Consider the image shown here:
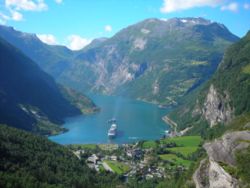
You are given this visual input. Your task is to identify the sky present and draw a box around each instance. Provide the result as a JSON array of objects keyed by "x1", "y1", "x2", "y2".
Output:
[{"x1": 0, "y1": 0, "x2": 250, "y2": 50}]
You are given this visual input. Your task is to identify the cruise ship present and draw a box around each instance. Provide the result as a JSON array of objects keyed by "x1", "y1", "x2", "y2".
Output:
[{"x1": 108, "y1": 119, "x2": 117, "y2": 138}]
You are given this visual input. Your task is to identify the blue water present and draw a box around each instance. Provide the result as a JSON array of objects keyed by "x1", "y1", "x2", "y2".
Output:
[{"x1": 49, "y1": 94, "x2": 170, "y2": 144}]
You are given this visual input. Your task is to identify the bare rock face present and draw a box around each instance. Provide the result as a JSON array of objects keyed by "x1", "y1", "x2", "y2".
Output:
[
  {"x1": 193, "y1": 159, "x2": 210, "y2": 188},
  {"x1": 204, "y1": 131, "x2": 250, "y2": 165},
  {"x1": 193, "y1": 131, "x2": 250, "y2": 188},
  {"x1": 208, "y1": 160, "x2": 238, "y2": 188},
  {"x1": 202, "y1": 84, "x2": 233, "y2": 127},
  {"x1": 193, "y1": 159, "x2": 238, "y2": 188},
  {"x1": 133, "y1": 38, "x2": 147, "y2": 51}
]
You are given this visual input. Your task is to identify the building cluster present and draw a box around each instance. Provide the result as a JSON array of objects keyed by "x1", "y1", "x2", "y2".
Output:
[{"x1": 73, "y1": 143, "x2": 166, "y2": 180}]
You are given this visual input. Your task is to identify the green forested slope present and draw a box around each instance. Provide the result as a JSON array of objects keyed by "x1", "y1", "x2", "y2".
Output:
[
  {"x1": 0, "y1": 18, "x2": 239, "y2": 105},
  {"x1": 0, "y1": 125, "x2": 119, "y2": 188},
  {"x1": 0, "y1": 37, "x2": 97, "y2": 135},
  {"x1": 168, "y1": 31, "x2": 250, "y2": 135}
]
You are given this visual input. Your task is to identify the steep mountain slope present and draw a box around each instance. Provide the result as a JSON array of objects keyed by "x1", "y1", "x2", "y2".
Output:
[
  {"x1": 168, "y1": 31, "x2": 250, "y2": 133},
  {"x1": 0, "y1": 124, "x2": 119, "y2": 188},
  {"x1": 165, "y1": 31, "x2": 250, "y2": 188},
  {"x1": 63, "y1": 17, "x2": 239, "y2": 105},
  {"x1": 0, "y1": 37, "x2": 96, "y2": 135},
  {"x1": 0, "y1": 25, "x2": 74, "y2": 78},
  {"x1": 0, "y1": 18, "x2": 239, "y2": 105}
]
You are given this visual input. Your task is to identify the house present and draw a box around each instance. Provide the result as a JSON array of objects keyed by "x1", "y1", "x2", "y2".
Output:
[
  {"x1": 87, "y1": 154, "x2": 99, "y2": 164},
  {"x1": 110, "y1": 155, "x2": 117, "y2": 161}
]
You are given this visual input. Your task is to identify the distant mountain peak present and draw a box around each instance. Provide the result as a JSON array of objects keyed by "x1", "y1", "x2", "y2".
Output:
[
  {"x1": 82, "y1": 37, "x2": 109, "y2": 50},
  {"x1": 141, "y1": 17, "x2": 212, "y2": 25},
  {"x1": 179, "y1": 17, "x2": 211, "y2": 24}
]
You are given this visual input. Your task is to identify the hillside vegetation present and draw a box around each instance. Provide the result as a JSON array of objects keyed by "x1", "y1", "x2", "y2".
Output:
[
  {"x1": 166, "y1": 31, "x2": 250, "y2": 188},
  {"x1": 0, "y1": 18, "x2": 239, "y2": 105},
  {"x1": 0, "y1": 36, "x2": 97, "y2": 135},
  {"x1": 168, "y1": 31, "x2": 250, "y2": 134},
  {"x1": 0, "y1": 125, "x2": 120, "y2": 188}
]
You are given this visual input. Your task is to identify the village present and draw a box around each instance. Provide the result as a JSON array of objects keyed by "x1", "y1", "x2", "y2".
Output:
[
  {"x1": 72, "y1": 143, "x2": 165, "y2": 180},
  {"x1": 69, "y1": 135, "x2": 202, "y2": 182}
]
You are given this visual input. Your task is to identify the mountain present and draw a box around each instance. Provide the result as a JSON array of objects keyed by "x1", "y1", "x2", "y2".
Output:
[
  {"x1": 167, "y1": 31, "x2": 250, "y2": 133},
  {"x1": 0, "y1": 36, "x2": 97, "y2": 135},
  {"x1": 165, "y1": 31, "x2": 250, "y2": 188},
  {"x1": 83, "y1": 37, "x2": 108, "y2": 50},
  {"x1": 0, "y1": 124, "x2": 119, "y2": 187},
  {"x1": 0, "y1": 18, "x2": 239, "y2": 105},
  {"x1": 68, "y1": 17, "x2": 239, "y2": 105},
  {"x1": 0, "y1": 25, "x2": 74, "y2": 78}
]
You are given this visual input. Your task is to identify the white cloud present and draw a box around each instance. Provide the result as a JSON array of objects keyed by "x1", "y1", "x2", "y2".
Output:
[
  {"x1": 66, "y1": 35, "x2": 92, "y2": 50},
  {"x1": 2, "y1": 0, "x2": 48, "y2": 23},
  {"x1": 104, "y1": 25, "x2": 112, "y2": 32},
  {"x1": 0, "y1": 12, "x2": 10, "y2": 24},
  {"x1": 5, "y1": 0, "x2": 48, "y2": 11},
  {"x1": 221, "y1": 2, "x2": 238, "y2": 12},
  {"x1": 160, "y1": 0, "x2": 225, "y2": 13},
  {"x1": 55, "y1": 0, "x2": 63, "y2": 4},
  {"x1": 0, "y1": 10, "x2": 23, "y2": 24},
  {"x1": 244, "y1": 3, "x2": 250, "y2": 10},
  {"x1": 37, "y1": 34, "x2": 57, "y2": 45},
  {"x1": 11, "y1": 11, "x2": 23, "y2": 21},
  {"x1": 0, "y1": 10, "x2": 23, "y2": 22}
]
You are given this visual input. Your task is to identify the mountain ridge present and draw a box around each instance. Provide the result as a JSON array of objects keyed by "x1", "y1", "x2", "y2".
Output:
[
  {"x1": 0, "y1": 36, "x2": 97, "y2": 135},
  {"x1": 0, "y1": 17, "x2": 239, "y2": 106},
  {"x1": 167, "y1": 30, "x2": 250, "y2": 133},
  {"x1": 71, "y1": 17, "x2": 239, "y2": 105}
]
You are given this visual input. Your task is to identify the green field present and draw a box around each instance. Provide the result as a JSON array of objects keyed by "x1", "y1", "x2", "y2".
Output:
[
  {"x1": 162, "y1": 136, "x2": 202, "y2": 157},
  {"x1": 161, "y1": 136, "x2": 202, "y2": 147},
  {"x1": 167, "y1": 147, "x2": 198, "y2": 157},
  {"x1": 142, "y1": 140, "x2": 158, "y2": 149},
  {"x1": 104, "y1": 160, "x2": 130, "y2": 175},
  {"x1": 142, "y1": 136, "x2": 202, "y2": 150},
  {"x1": 159, "y1": 154, "x2": 192, "y2": 167}
]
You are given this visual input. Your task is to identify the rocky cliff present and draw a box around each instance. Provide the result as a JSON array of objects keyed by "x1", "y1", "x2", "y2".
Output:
[
  {"x1": 168, "y1": 31, "x2": 250, "y2": 132},
  {"x1": 193, "y1": 131, "x2": 250, "y2": 188},
  {"x1": 0, "y1": 18, "x2": 239, "y2": 105},
  {"x1": 202, "y1": 84, "x2": 233, "y2": 127}
]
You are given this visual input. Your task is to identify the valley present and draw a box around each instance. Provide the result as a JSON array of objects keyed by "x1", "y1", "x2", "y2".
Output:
[
  {"x1": 0, "y1": 17, "x2": 239, "y2": 106},
  {"x1": 49, "y1": 94, "x2": 170, "y2": 144},
  {"x1": 0, "y1": 1, "x2": 249, "y2": 186}
]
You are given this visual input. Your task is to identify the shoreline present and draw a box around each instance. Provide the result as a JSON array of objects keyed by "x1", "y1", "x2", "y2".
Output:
[
  {"x1": 162, "y1": 115, "x2": 177, "y2": 132},
  {"x1": 162, "y1": 115, "x2": 192, "y2": 136}
]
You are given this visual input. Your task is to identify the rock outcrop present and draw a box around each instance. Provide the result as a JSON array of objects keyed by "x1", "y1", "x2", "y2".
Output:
[
  {"x1": 209, "y1": 160, "x2": 238, "y2": 188},
  {"x1": 202, "y1": 84, "x2": 233, "y2": 127},
  {"x1": 193, "y1": 131, "x2": 250, "y2": 188},
  {"x1": 193, "y1": 159, "x2": 238, "y2": 188},
  {"x1": 204, "y1": 131, "x2": 250, "y2": 165},
  {"x1": 193, "y1": 159, "x2": 210, "y2": 188}
]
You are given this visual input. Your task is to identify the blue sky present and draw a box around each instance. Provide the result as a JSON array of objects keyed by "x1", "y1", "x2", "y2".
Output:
[{"x1": 0, "y1": 0, "x2": 250, "y2": 50}]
